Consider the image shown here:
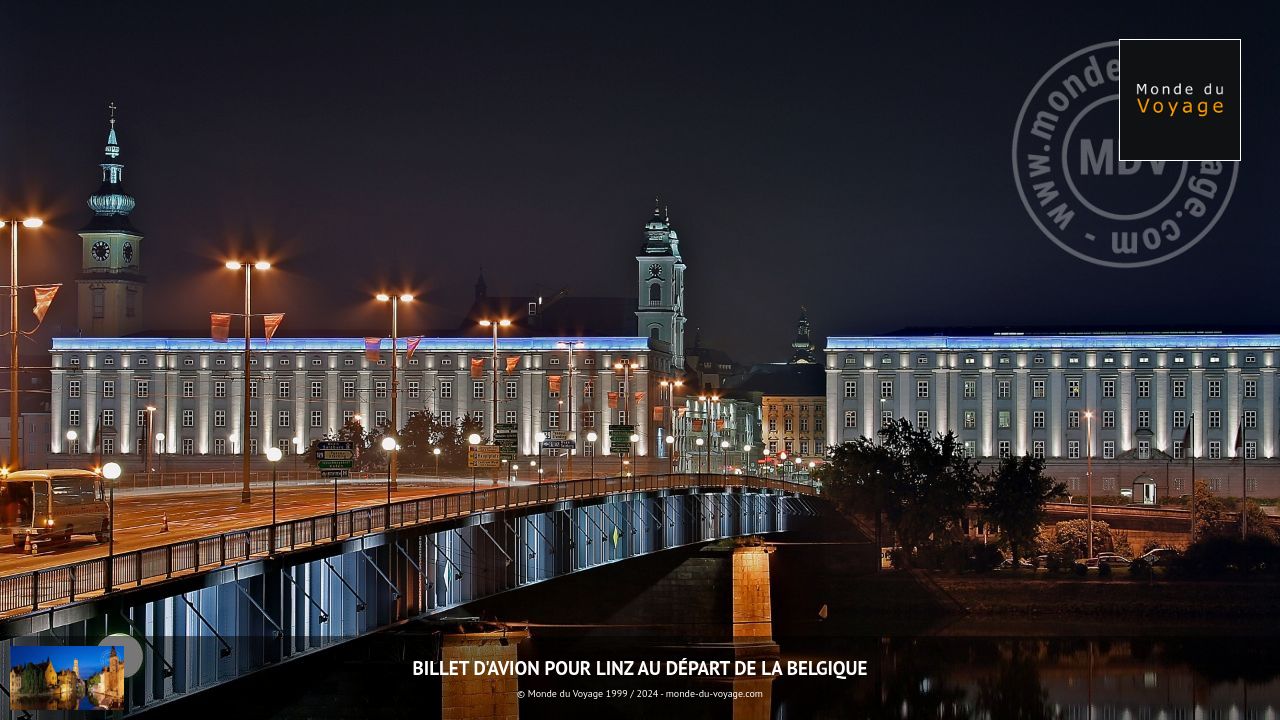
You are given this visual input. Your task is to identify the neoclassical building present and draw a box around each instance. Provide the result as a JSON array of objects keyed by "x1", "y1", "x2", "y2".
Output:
[{"x1": 824, "y1": 331, "x2": 1280, "y2": 501}]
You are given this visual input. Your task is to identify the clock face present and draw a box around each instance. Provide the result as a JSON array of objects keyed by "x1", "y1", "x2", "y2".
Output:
[
  {"x1": 648, "y1": 263, "x2": 663, "y2": 278},
  {"x1": 91, "y1": 241, "x2": 110, "y2": 262},
  {"x1": 123, "y1": 242, "x2": 134, "y2": 263}
]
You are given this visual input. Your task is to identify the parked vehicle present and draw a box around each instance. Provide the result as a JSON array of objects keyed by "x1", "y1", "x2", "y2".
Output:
[
  {"x1": 1083, "y1": 555, "x2": 1132, "y2": 569},
  {"x1": 0, "y1": 470, "x2": 110, "y2": 553},
  {"x1": 1138, "y1": 548, "x2": 1180, "y2": 566},
  {"x1": 997, "y1": 558, "x2": 1037, "y2": 570}
]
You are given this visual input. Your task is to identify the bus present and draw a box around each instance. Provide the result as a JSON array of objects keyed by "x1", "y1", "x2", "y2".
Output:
[{"x1": 0, "y1": 470, "x2": 110, "y2": 553}]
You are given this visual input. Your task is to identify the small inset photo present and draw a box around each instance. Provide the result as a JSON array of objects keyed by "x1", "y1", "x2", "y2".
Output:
[
  {"x1": 9, "y1": 645, "x2": 126, "y2": 711},
  {"x1": 1119, "y1": 38, "x2": 1241, "y2": 161}
]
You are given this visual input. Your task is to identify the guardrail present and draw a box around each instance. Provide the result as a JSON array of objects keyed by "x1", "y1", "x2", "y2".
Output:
[
  {"x1": 0, "y1": 473, "x2": 818, "y2": 617},
  {"x1": 112, "y1": 470, "x2": 379, "y2": 491}
]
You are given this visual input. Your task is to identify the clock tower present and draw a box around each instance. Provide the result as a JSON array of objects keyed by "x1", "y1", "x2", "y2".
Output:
[
  {"x1": 77, "y1": 104, "x2": 145, "y2": 337},
  {"x1": 636, "y1": 199, "x2": 686, "y2": 370}
]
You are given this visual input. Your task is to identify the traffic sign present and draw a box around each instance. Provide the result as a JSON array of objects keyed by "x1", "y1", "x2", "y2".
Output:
[
  {"x1": 317, "y1": 441, "x2": 355, "y2": 471},
  {"x1": 609, "y1": 424, "x2": 635, "y2": 455},
  {"x1": 468, "y1": 443, "x2": 502, "y2": 468},
  {"x1": 541, "y1": 439, "x2": 576, "y2": 450},
  {"x1": 321, "y1": 469, "x2": 350, "y2": 479},
  {"x1": 494, "y1": 423, "x2": 519, "y2": 459}
]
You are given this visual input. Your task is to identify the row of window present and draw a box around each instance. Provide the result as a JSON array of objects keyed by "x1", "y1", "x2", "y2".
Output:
[
  {"x1": 842, "y1": 351, "x2": 1257, "y2": 368},
  {"x1": 62, "y1": 354, "x2": 609, "y2": 369},
  {"x1": 841, "y1": 408, "x2": 1260, "y2": 433},
  {"x1": 842, "y1": 377, "x2": 1262, "y2": 400},
  {"x1": 67, "y1": 377, "x2": 604, "y2": 401},
  {"x1": 64, "y1": 407, "x2": 614, "y2": 432},
  {"x1": 943, "y1": 438, "x2": 1258, "y2": 461}
]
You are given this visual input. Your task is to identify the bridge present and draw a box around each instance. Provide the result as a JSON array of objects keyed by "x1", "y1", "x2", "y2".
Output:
[{"x1": 0, "y1": 473, "x2": 823, "y2": 714}]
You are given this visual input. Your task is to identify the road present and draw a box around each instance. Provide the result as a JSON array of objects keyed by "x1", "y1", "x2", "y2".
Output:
[{"x1": 0, "y1": 477, "x2": 498, "y2": 576}]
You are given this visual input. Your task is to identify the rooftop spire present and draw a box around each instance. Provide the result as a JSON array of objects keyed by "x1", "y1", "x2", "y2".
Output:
[
  {"x1": 104, "y1": 101, "x2": 120, "y2": 159},
  {"x1": 84, "y1": 102, "x2": 138, "y2": 231},
  {"x1": 790, "y1": 306, "x2": 816, "y2": 364}
]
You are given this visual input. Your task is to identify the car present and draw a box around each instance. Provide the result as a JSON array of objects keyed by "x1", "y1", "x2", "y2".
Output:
[
  {"x1": 1138, "y1": 548, "x2": 1180, "y2": 566},
  {"x1": 1097, "y1": 552, "x2": 1130, "y2": 561},
  {"x1": 997, "y1": 557, "x2": 1037, "y2": 570}
]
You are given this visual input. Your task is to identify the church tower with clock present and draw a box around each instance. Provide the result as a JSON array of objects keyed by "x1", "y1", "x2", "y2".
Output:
[
  {"x1": 77, "y1": 104, "x2": 145, "y2": 337},
  {"x1": 636, "y1": 199, "x2": 687, "y2": 371}
]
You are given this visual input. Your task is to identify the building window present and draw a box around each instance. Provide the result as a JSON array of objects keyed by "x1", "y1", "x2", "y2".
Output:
[
  {"x1": 311, "y1": 410, "x2": 322, "y2": 428},
  {"x1": 136, "y1": 380, "x2": 149, "y2": 398},
  {"x1": 375, "y1": 381, "x2": 387, "y2": 399},
  {"x1": 1244, "y1": 378, "x2": 1257, "y2": 398},
  {"x1": 1068, "y1": 440, "x2": 1080, "y2": 459},
  {"x1": 1102, "y1": 410, "x2": 1115, "y2": 429},
  {"x1": 1102, "y1": 379, "x2": 1115, "y2": 398},
  {"x1": 799, "y1": 416, "x2": 808, "y2": 432},
  {"x1": 1173, "y1": 440, "x2": 1184, "y2": 460},
  {"x1": 506, "y1": 410, "x2": 519, "y2": 425},
  {"x1": 310, "y1": 380, "x2": 323, "y2": 399},
  {"x1": 548, "y1": 410, "x2": 560, "y2": 428},
  {"x1": 343, "y1": 410, "x2": 355, "y2": 424},
  {"x1": 249, "y1": 411, "x2": 258, "y2": 428},
  {"x1": 375, "y1": 410, "x2": 387, "y2": 427},
  {"x1": 1102, "y1": 441, "x2": 1115, "y2": 459},
  {"x1": 998, "y1": 411, "x2": 1011, "y2": 429},
  {"x1": 1137, "y1": 410, "x2": 1150, "y2": 428},
  {"x1": 963, "y1": 380, "x2": 976, "y2": 399},
  {"x1": 278, "y1": 380, "x2": 290, "y2": 399},
  {"x1": 278, "y1": 410, "x2": 291, "y2": 428},
  {"x1": 784, "y1": 418, "x2": 793, "y2": 433},
  {"x1": 916, "y1": 380, "x2": 929, "y2": 399},
  {"x1": 1137, "y1": 440, "x2": 1150, "y2": 459},
  {"x1": 136, "y1": 409, "x2": 146, "y2": 427},
  {"x1": 408, "y1": 381, "x2": 420, "y2": 399},
  {"x1": 1208, "y1": 379, "x2": 1221, "y2": 398},
  {"x1": 1067, "y1": 379, "x2": 1081, "y2": 398},
  {"x1": 179, "y1": 380, "x2": 193, "y2": 398},
  {"x1": 1068, "y1": 410, "x2": 1080, "y2": 429},
  {"x1": 343, "y1": 380, "x2": 356, "y2": 399},
  {"x1": 998, "y1": 440, "x2": 1011, "y2": 458},
  {"x1": 881, "y1": 411, "x2": 893, "y2": 428},
  {"x1": 182, "y1": 438, "x2": 194, "y2": 456},
  {"x1": 1033, "y1": 440, "x2": 1045, "y2": 459},
  {"x1": 997, "y1": 379, "x2": 1011, "y2": 399},
  {"x1": 1137, "y1": 379, "x2": 1150, "y2": 398},
  {"x1": 473, "y1": 381, "x2": 485, "y2": 399},
  {"x1": 68, "y1": 380, "x2": 80, "y2": 398},
  {"x1": 102, "y1": 380, "x2": 115, "y2": 398},
  {"x1": 1032, "y1": 379, "x2": 1045, "y2": 398},
  {"x1": 214, "y1": 381, "x2": 226, "y2": 398},
  {"x1": 880, "y1": 380, "x2": 893, "y2": 399},
  {"x1": 963, "y1": 410, "x2": 976, "y2": 429},
  {"x1": 214, "y1": 410, "x2": 226, "y2": 427},
  {"x1": 1173, "y1": 379, "x2": 1186, "y2": 398},
  {"x1": 440, "y1": 380, "x2": 452, "y2": 399},
  {"x1": 1245, "y1": 409, "x2": 1257, "y2": 429},
  {"x1": 916, "y1": 410, "x2": 929, "y2": 430},
  {"x1": 249, "y1": 381, "x2": 259, "y2": 398},
  {"x1": 1245, "y1": 440, "x2": 1257, "y2": 460},
  {"x1": 1032, "y1": 411, "x2": 1045, "y2": 429},
  {"x1": 214, "y1": 438, "x2": 226, "y2": 455},
  {"x1": 844, "y1": 380, "x2": 857, "y2": 398},
  {"x1": 507, "y1": 380, "x2": 519, "y2": 399},
  {"x1": 472, "y1": 410, "x2": 484, "y2": 427},
  {"x1": 101, "y1": 409, "x2": 115, "y2": 427},
  {"x1": 1173, "y1": 410, "x2": 1186, "y2": 428},
  {"x1": 182, "y1": 409, "x2": 194, "y2": 428},
  {"x1": 440, "y1": 410, "x2": 452, "y2": 427},
  {"x1": 844, "y1": 411, "x2": 857, "y2": 428},
  {"x1": 249, "y1": 439, "x2": 258, "y2": 455},
  {"x1": 963, "y1": 440, "x2": 976, "y2": 457},
  {"x1": 768, "y1": 417, "x2": 777, "y2": 433},
  {"x1": 1208, "y1": 410, "x2": 1221, "y2": 429},
  {"x1": 1208, "y1": 441, "x2": 1221, "y2": 460},
  {"x1": 68, "y1": 409, "x2": 80, "y2": 426}
]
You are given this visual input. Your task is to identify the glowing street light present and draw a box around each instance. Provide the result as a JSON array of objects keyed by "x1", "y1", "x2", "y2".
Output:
[
  {"x1": 266, "y1": 446, "x2": 283, "y2": 548},
  {"x1": 586, "y1": 431, "x2": 598, "y2": 477},
  {"x1": 468, "y1": 433, "x2": 483, "y2": 508},
  {"x1": 101, "y1": 461, "x2": 122, "y2": 591},
  {"x1": 225, "y1": 258, "x2": 271, "y2": 503},
  {"x1": 478, "y1": 319, "x2": 512, "y2": 443},
  {"x1": 3, "y1": 215, "x2": 42, "y2": 470},
  {"x1": 376, "y1": 292, "x2": 413, "y2": 491}
]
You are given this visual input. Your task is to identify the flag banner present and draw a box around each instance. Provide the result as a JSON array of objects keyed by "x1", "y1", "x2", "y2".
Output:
[
  {"x1": 1181, "y1": 421, "x2": 1192, "y2": 459},
  {"x1": 692, "y1": 418, "x2": 704, "y2": 432},
  {"x1": 716, "y1": 418, "x2": 725, "y2": 431},
  {"x1": 653, "y1": 406, "x2": 665, "y2": 421},
  {"x1": 607, "y1": 391, "x2": 618, "y2": 409},
  {"x1": 31, "y1": 285, "x2": 60, "y2": 327},
  {"x1": 634, "y1": 391, "x2": 645, "y2": 404},
  {"x1": 263, "y1": 313, "x2": 284, "y2": 342},
  {"x1": 471, "y1": 357, "x2": 485, "y2": 379},
  {"x1": 364, "y1": 337, "x2": 382, "y2": 362},
  {"x1": 505, "y1": 356, "x2": 520, "y2": 373},
  {"x1": 210, "y1": 313, "x2": 231, "y2": 342},
  {"x1": 405, "y1": 336, "x2": 422, "y2": 359},
  {"x1": 1235, "y1": 422, "x2": 1244, "y2": 452},
  {"x1": 548, "y1": 375, "x2": 562, "y2": 393}
]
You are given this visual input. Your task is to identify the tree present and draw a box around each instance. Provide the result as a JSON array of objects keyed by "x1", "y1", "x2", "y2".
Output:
[
  {"x1": 979, "y1": 455, "x2": 1066, "y2": 568},
  {"x1": 1191, "y1": 479, "x2": 1226, "y2": 540},
  {"x1": 1050, "y1": 519, "x2": 1116, "y2": 559}
]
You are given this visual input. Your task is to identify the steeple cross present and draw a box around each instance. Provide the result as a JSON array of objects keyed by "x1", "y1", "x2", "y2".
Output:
[{"x1": 108, "y1": 101, "x2": 117, "y2": 126}]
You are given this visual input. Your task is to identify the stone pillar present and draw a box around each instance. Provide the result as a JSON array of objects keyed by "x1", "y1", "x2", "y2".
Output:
[
  {"x1": 440, "y1": 631, "x2": 527, "y2": 720},
  {"x1": 731, "y1": 540, "x2": 778, "y2": 657}
]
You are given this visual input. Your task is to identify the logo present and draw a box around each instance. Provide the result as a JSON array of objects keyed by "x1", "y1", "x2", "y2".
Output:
[{"x1": 1012, "y1": 41, "x2": 1237, "y2": 268}]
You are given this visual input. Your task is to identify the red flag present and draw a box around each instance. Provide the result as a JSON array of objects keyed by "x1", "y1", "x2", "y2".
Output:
[
  {"x1": 548, "y1": 375, "x2": 562, "y2": 393},
  {"x1": 471, "y1": 358, "x2": 485, "y2": 379},
  {"x1": 505, "y1": 356, "x2": 520, "y2": 373},
  {"x1": 32, "y1": 286, "x2": 59, "y2": 326},
  {"x1": 405, "y1": 336, "x2": 422, "y2": 359},
  {"x1": 634, "y1": 391, "x2": 645, "y2": 404},
  {"x1": 607, "y1": 391, "x2": 618, "y2": 409},
  {"x1": 263, "y1": 313, "x2": 284, "y2": 342},
  {"x1": 364, "y1": 337, "x2": 381, "y2": 362},
  {"x1": 716, "y1": 418, "x2": 725, "y2": 431},
  {"x1": 692, "y1": 418, "x2": 704, "y2": 432},
  {"x1": 210, "y1": 313, "x2": 231, "y2": 342},
  {"x1": 653, "y1": 406, "x2": 665, "y2": 421}
]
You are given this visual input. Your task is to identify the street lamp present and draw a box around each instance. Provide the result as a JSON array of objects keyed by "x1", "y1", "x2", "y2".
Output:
[
  {"x1": 695, "y1": 437, "x2": 705, "y2": 476},
  {"x1": 720, "y1": 439, "x2": 730, "y2": 474},
  {"x1": 381, "y1": 436, "x2": 397, "y2": 528},
  {"x1": 376, "y1": 292, "x2": 413, "y2": 491},
  {"x1": 65, "y1": 430, "x2": 77, "y2": 455},
  {"x1": 468, "y1": 433, "x2": 483, "y2": 509},
  {"x1": 266, "y1": 446, "x2": 283, "y2": 551},
  {"x1": 2, "y1": 216, "x2": 42, "y2": 470},
  {"x1": 659, "y1": 379, "x2": 683, "y2": 475},
  {"x1": 557, "y1": 340, "x2": 585, "y2": 476},
  {"x1": 1084, "y1": 410, "x2": 1095, "y2": 558},
  {"x1": 630, "y1": 433, "x2": 640, "y2": 487},
  {"x1": 665, "y1": 435, "x2": 676, "y2": 475},
  {"x1": 478, "y1": 319, "x2": 512, "y2": 443},
  {"x1": 225, "y1": 259, "x2": 271, "y2": 503},
  {"x1": 586, "y1": 431, "x2": 598, "y2": 478},
  {"x1": 433, "y1": 446, "x2": 441, "y2": 480},
  {"x1": 101, "y1": 461, "x2": 122, "y2": 591},
  {"x1": 144, "y1": 406, "x2": 157, "y2": 472},
  {"x1": 614, "y1": 360, "x2": 635, "y2": 464},
  {"x1": 743, "y1": 445, "x2": 752, "y2": 477}
]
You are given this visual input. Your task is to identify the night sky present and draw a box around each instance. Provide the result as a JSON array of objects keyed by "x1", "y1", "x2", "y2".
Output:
[{"x1": 3, "y1": 2, "x2": 1274, "y2": 364}]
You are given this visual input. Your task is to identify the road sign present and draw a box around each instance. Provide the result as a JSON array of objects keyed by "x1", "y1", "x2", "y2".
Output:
[
  {"x1": 541, "y1": 439, "x2": 576, "y2": 450},
  {"x1": 317, "y1": 441, "x2": 355, "y2": 471},
  {"x1": 609, "y1": 424, "x2": 635, "y2": 455},
  {"x1": 321, "y1": 469, "x2": 350, "y2": 479},
  {"x1": 468, "y1": 443, "x2": 502, "y2": 468},
  {"x1": 547, "y1": 431, "x2": 568, "y2": 441},
  {"x1": 494, "y1": 423, "x2": 519, "y2": 459}
]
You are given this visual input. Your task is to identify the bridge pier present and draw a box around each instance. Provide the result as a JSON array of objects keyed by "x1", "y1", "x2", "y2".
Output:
[
  {"x1": 440, "y1": 631, "x2": 528, "y2": 720},
  {"x1": 730, "y1": 539, "x2": 778, "y2": 658}
]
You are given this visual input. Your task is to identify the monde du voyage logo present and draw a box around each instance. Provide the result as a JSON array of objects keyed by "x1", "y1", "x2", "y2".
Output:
[{"x1": 1012, "y1": 41, "x2": 1238, "y2": 268}]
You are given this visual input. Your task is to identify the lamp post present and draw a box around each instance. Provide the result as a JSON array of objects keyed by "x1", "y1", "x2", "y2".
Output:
[
  {"x1": 144, "y1": 406, "x2": 157, "y2": 472},
  {"x1": 433, "y1": 446, "x2": 441, "y2": 481},
  {"x1": 376, "y1": 293, "x2": 413, "y2": 491},
  {"x1": 1084, "y1": 410, "x2": 1095, "y2": 559},
  {"x1": 226, "y1": 259, "x2": 270, "y2": 503},
  {"x1": 266, "y1": 446, "x2": 282, "y2": 551},
  {"x1": 468, "y1": 433, "x2": 482, "y2": 510},
  {"x1": 101, "y1": 461, "x2": 121, "y2": 592},
  {"x1": 586, "y1": 431, "x2": 597, "y2": 478},
  {"x1": 743, "y1": 445, "x2": 752, "y2": 477},
  {"x1": 3, "y1": 217, "x2": 41, "y2": 470},
  {"x1": 478, "y1": 319, "x2": 511, "y2": 444},
  {"x1": 381, "y1": 436, "x2": 397, "y2": 528},
  {"x1": 614, "y1": 359, "x2": 634, "y2": 475},
  {"x1": 695, "y1": 437, "x2": 704, "y2": 475},
  {"x1": 557, "y1": 340, "x2": 584, "y2": 476},
  {"x1": 666, "y1": 435, "x2": 676, "y2": 475},
  {"x1": 720, "y1": 439, "x2": 730, "y2": 474},
  {"x1": 65, "y1": 430, "x2": 77, "y2": 456},
  {"x1": 535, "y1": 432, "x2": 546, "y2": 482},
  {"x1": 629, "y1": 433, "x2": 640, "y2": 488},
  {"x1": 659, "y1": 379, "x2": 683, "y2": 475}
]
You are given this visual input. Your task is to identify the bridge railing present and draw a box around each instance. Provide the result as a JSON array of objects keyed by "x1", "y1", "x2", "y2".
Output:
[{"x1": 0, "y1": 473, "x2": 817, "y2": 617}]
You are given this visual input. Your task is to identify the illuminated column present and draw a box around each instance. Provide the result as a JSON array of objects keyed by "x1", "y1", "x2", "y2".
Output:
[
  {"x1": 1015, "y1": 368, "x2": 1028, "y2": 456},
  {"x1": 358, "y1": 366, "x2": 373, "y2": 429},
  {"x1": 294, "y1": 365, "x2": 306, "y2": 448},
  {"x1": 1049, "y1": 361, "x2": 1063, "y2": 457},
  {"x1": 326, "y1": 362, "x2": 340, "y2": 434},
  {"x1": 860, "y1": 366, "x2": 874, "y2": 442},
  {"x1": 824, "y1": 359, "x2": 838, "y2": 448},
  {"x1": 50, "y1": 366, "x2": 64, "y2": 453},
  {"x1": 230, "y1": 362, "x2": 243, "y2": 454},
  {"x1": 1226, "y1": 366, "x2": 1241, "y2": 458},
  {"x1": 262, "y1": 368, "x2": 275, "y2": 452},
  {"x1": 1190, "y1": 366, "x2": 1205, "y2": 457},
  {"x1": 980, "y1": 368, "x2": 994, "y2": 457},
  {"x1": 1084, "y1": 354, "x2": 1099, "y2": 458},
  {"x1": 1263, "y1": 365, "x2": 1276, "y2": 458},
  {"x1": 633, "y1": 366, "x2": 649, "y2": 455},
  {"x1": 1119, "y1": 366, "x2": 1133, "y2": 452},
  {"x1": 119, "y1": 368, "x2": 134, "y2": 454},
  {"x1": 197, "y1": 368, "x2": 211, "y2": 454},
  {"x1": 1155, "y1": 365, "x2": 1170, "y2": 452},
  {"x1": 933, "y1": 364, "x2": 949, "y2": 436},
  {"x1": 84, "y1": 367, "x2": 100, "y2": 452}
]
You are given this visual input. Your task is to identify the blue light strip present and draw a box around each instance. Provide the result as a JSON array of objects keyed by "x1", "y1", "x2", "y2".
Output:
[
  {"x1": 51, "y1": 336, "x2": 653, "y2": 352},
  {"x1": 825, "y1": 334, "x2": 1280, "y2": 351}
]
